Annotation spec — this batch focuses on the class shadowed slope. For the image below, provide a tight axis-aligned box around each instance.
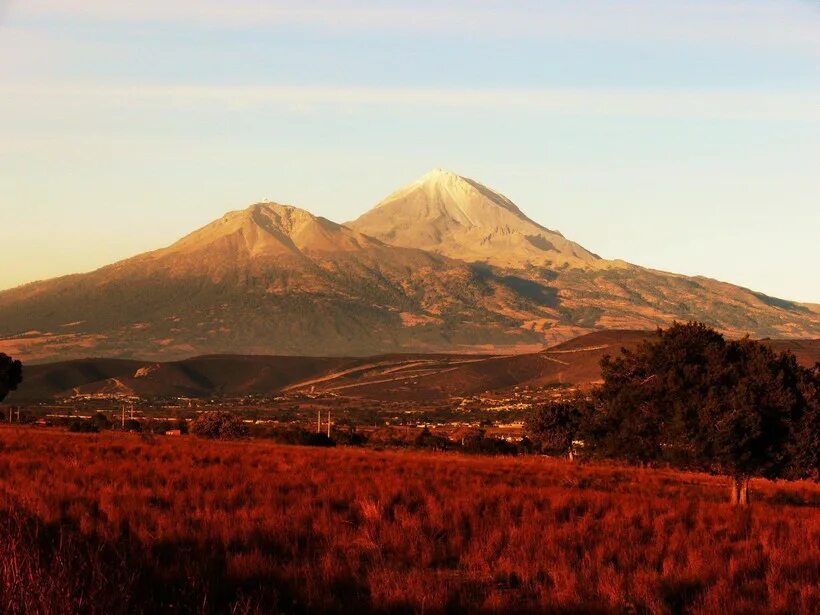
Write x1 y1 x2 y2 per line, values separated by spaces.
12 332 818 402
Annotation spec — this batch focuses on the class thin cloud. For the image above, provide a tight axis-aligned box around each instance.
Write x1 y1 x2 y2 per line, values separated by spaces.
2 82 818 122
8 0 820 52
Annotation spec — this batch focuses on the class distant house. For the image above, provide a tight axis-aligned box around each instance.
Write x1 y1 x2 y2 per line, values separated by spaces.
165 429 182 436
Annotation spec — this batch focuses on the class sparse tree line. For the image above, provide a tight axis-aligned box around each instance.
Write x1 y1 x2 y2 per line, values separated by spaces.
525 322 819 504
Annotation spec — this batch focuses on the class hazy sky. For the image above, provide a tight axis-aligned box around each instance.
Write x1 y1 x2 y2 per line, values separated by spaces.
1 1 819 301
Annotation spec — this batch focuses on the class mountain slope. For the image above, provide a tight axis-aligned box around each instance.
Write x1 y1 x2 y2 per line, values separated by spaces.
0 203 549 362
349 168 601 268
13 333 820 402
349 169 819 339
1 177 818 364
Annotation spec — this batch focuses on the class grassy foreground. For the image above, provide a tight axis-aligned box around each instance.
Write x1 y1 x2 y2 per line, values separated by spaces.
0 426 817 614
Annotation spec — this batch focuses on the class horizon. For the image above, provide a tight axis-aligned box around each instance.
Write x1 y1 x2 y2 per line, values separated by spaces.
2 1 819 302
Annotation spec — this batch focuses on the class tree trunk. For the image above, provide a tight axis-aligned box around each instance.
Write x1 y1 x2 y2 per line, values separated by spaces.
730 476 751 506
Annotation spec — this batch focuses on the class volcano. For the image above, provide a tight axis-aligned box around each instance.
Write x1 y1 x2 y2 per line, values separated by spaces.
1 170 817 363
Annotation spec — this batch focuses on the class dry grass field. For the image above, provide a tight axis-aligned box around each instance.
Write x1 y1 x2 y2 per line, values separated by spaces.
0 426 817 614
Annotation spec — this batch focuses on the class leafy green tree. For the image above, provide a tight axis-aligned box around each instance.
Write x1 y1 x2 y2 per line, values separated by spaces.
0 354 23 402
68 419 99 433
784 363 819 481
690 339 815 504
525 395 591 459
414 427 450 451
586 322 726 464
587 322 819 505
190 412 249 439
91 412 112 430
175 418 189 435
123 419 142 433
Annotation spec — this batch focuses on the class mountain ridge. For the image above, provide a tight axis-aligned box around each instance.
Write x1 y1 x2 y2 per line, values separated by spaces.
1 169 817 363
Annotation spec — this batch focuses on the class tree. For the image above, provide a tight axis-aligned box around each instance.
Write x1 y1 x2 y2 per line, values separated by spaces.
525 395 590 459
461 430 518 456
414 427 450 451
331 419 368 446
91 412 112 430
0 354 23 403
587 322 819 505
786 363 819 481
175 418 189 435
68 419 99 433
689 339 815 504
586 322 726 465
123 419 142 433
190 412 249 439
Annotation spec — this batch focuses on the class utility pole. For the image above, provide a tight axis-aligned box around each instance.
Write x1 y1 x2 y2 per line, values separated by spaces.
327 411 331 438
121 405 125 429
317 410 321 434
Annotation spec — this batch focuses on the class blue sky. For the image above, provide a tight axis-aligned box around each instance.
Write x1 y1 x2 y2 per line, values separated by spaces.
1 0 819 301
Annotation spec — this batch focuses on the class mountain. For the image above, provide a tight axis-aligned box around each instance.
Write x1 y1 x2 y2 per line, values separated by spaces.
13 332 820 402
349 168 601 268
153 202 384 267
349 169 820 337
0 173 818 364
0 202 552 362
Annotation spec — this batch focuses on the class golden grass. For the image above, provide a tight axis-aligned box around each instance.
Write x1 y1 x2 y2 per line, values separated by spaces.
0 426 817 614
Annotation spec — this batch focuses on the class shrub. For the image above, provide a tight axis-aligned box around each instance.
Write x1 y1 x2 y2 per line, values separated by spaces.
175 418 189 435
461 432 518 456
91 412 112 430
190 412 249 440
123 419 142 433
67 419 99 433
414 427 451 451
259 427 336 447
0 354 22 402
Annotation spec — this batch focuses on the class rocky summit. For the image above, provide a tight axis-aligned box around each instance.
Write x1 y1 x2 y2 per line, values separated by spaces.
349 168 600 268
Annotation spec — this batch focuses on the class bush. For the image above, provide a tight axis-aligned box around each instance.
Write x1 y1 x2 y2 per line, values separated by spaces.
255 427 336 447
175 418 189 435
0 353 22 403
331 422 368 446
123 419 142 433
143 419 172 435
190 412 249 440
91 412 112 430
414 427 451 451
68 419 99 433
462 432 518 456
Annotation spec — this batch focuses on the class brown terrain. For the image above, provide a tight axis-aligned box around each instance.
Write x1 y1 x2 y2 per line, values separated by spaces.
1 170 818 364
13 330 819 402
